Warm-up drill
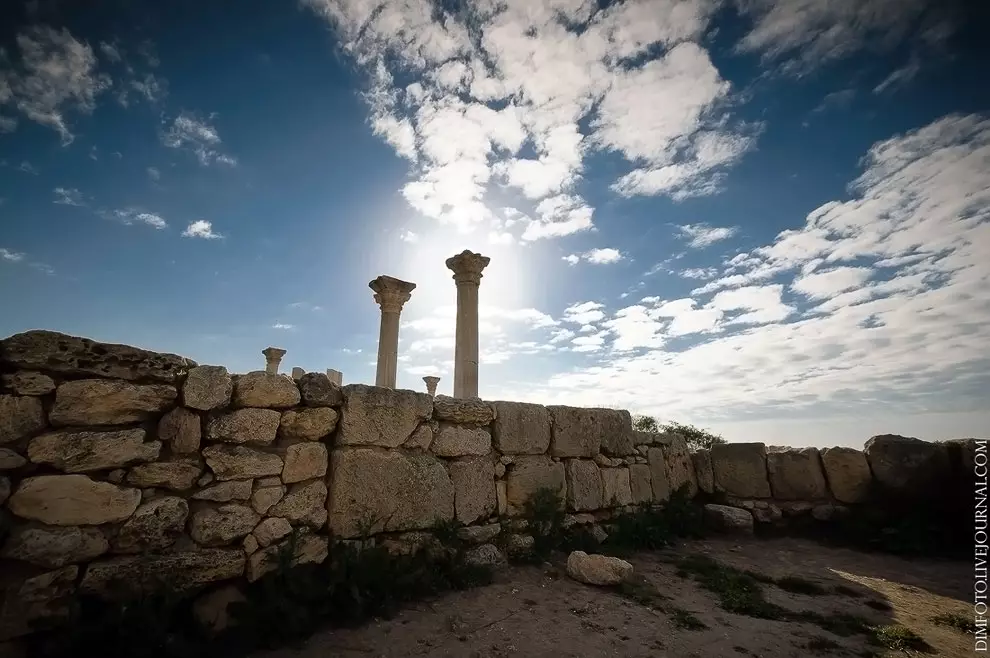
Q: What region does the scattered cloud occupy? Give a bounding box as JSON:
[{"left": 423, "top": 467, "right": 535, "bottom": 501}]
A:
[
  {"left": 181, "top": 220, "right": 224, "bottom": 240},
  {"left": 676, "top": 223, "right": 738, "bottom": 248},
  {"left": 1, "top": 248, "right": 26, "bottom": 262},
  {"left": 52, "top": 187, "right": 84, "bottom": 206},
  {"left": 147, "top": 166, "right": 160, "bottom": 181},
  {"left": 563, "top": 248, "right": 624, "bottom": 266},
  {"left": 272, "top": 323, "right": 295, "bottom": 330},
  {"left": 1, "top": 248, "right": 54, "bottom": 275},
  {"left": 103, "top": 208, "right": 168, "bottom": 229},
  {"left": 874, "top": 57, "right": 922, "bottom": 95},
  {"left": 0, "top": 116, "right": 16, "bottom": 133},
  {"left": 679, "top": 267, "right": 719, "bottom": 280},
  {"left": 17, "top": 161, "right": 39, "bottom": 175},
  {"left": 399, "top": 230, "right": 419, "bottom": 243},
  {"left": 161, "top": 112, "right": 236, "bottom": 166}
]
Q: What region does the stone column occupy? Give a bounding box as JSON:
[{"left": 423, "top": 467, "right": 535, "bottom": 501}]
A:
[
  {"left": 326, "top": 369, "right": 342, "bottom": 386},
  {"left": 445, "top": 250, "right": 490, "bottom": 399},
  {"left": 423, "top": 376, "right": 440, "bottom": 397},
  {"left": 262, "top": 347, "right": 286, "bottom": 375},
  {"left": 369, "top": 275, "right": 416, "bottom": 389},
  {"left": 291, "top": 367, "right": 304, "bottom": 381}
]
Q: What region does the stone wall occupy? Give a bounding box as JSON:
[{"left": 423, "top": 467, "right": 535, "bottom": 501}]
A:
[{"left": 0, "top": 330, "right": 979, "bottom": 638}]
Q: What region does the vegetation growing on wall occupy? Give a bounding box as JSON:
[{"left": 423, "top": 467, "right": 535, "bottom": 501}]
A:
[{"left": 631, "top": 416, "right": 727, "bottom": 451}]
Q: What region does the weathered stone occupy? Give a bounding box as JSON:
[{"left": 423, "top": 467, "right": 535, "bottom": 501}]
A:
[
  {"left": 252, "top": 517, "right": 292, "bottom": 548},
  {"left": 767, "top": 447, "right": 828, "bottom": 500},
  {"left": 0, "top": 448, "right": 26, "bottom": 470},
  {"left": 8, "top": 475, "right": 140, "bottom": 525},
  {"left": 433, "top": 396, "right": 494, "bottom": 425},
  {"left": 815, "top": 447, "right": 869, "bottom": 503},
  {"left": 548, "top": 406, "right": 600, "bottom": 457},
  {"left": 1, "top": 525, "right": 108, "bottom": 568},
  {"left": 297, "top": 372, "right": 343, "bottom": 407},
  {"left": 243, "top": 534, "right": 259, "bottom": 554},
  {"left": 711, "top": 443, "right": 771, "bottom": 498},
  {"left": 601, "top": 468, "right": 632, "bottom": 507},
  {"left": 282, "top": 442, "right": 328, "bottom": 484},
  {"left": 80, "top": 550, "right": 245, "bottom": 596},
  {"left": 0, "top": 566, "right": 78, "bottom": 640},
  {"left": 402, "top": 423, "right": 434, "bottom": 451},
  {"left": 647, "top": 448, "right": 671, "bottom": 502},
  {"left": 182, "top": 365, "right": 232, "bottom": 411},
  {"left": 328, "top": 448, "right": 454, "bottom": 538},
  {"left": 704, "top": 504, "right": 754, "bottom": 535},
  {"left": 505, "top": 455, "right": 565, "bottom": 515},
  {"left": 190, "top": 504, "right": 260, "bottom": 546},
  {"left": 203, "top": 445, "right": 283, "bottom": 481},
  {"left": 864, "top": 434, "right": 950, "bottom": 492},
  {"left": 127, "top": 459, "right": 202, "bottom": 491},
  {"left": 464, "top": 543, "right": 507, "bottom": 569},
  {"left": 0, "top": 476, "right": 9, "bottom": 505},
  {"left": 457, "top": 523, "right": 501, "bottom": 544},
  {"left": 192, "top": 480, "right": 253, "bottom": 502},
  {"left": 503, "top": 533, "right": 535, "bottom": 556},
  {"left": 491, "top": 401, "right": 550, "bottom": 455},
  {"left": 496, "top": 480, "right": 507, "bottom": 516},
  {"left": 113, "top": 497, "right": 189, "bottom": 553},
  {"left": 431, "top": 424, "right": 491, "bottom": 457},
  {"left": 251, "top": 483, "right": 285, "bottom": 515},
  {"left": 692, "top": 449, "right": 714, "bottom": 494},
  {"left": 565, "top": 459, "right": 603, "bottom": 512},
  {"left": 269, "top": 479, "right": 328, "bottom": 527},
  {"left": 232, "top": 371, "right": 300, "bottom": 409},
  {"left": 158, "top": 407, "right": 201, "bottom": 454},
  {"left": 752, "top": 504, "right": 783, "bottom": 524},
  {"left": 628, "top": 464, "right": 652, "bottom": 504},
  {"left": 28, "top": 429, "right": 160, "bottom": 473},
  {"left": 49, "top": 379, "right": 176, "bottom": 426},
  {"left": 566, "top": 551, "right": 633, "bottom": 586},
  {"left": 193, "top": 585, "right": 245, "bottom": 634},
  {"left": 205, "top": 408, "right": 281, "bottom": 445},
  {"left": 247, "top": 535, "right": 328, "bottom": 582},
  {"left": 257, "top": 476, "right": 282, "bottom": 487},
  {"left": 380, "top": 531, "right": 440, "bottom": 557},
  {"left": 1, "top": 371, "right": 55, "bottom": 396},
  {"left": 336, "top": 385, "right": 433, "bottom": 448},
  {"left": 0, "top": 395, "right": 46, "bottom": 445},
  {"left": 448, "top": 457, "right": 496, "bottom": 524},
  {"left": 279, "top": 408, "right": 338, "bottom": 441},
  {"left": 659, "top": 433, "right": 698, "bottom": 497}
]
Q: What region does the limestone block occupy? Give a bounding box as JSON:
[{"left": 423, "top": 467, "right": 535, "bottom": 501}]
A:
[
  {"left": 279, "top": 408, "right": 338, "bottom": 441},
  {"left": 660, "top": 433, "right": 698, "bottom": 497},
  {"left": 297, "top": 372, "right": 344, "bottom": 407},
  {"left": 565, "top": 459, "right": 603, "bottom": 512},
  {"left": 28, "top": 429, "right": 160, "bottom": 473},
  {"left": 703, "top": 504, "right": 754, "bottom": 535},
  {"left": 1, "top": 371, "right": 55, "bottom": 396},
  {"left": 192, "top": 480, "right": 253, "bottom": 502},
  {"left": 0, "top": 395, "right": 46, "bottom": 444},
  {"left": 628, "top": 464, "right": 652, "bottom": 504},
  {"left": 246, "top": 534, "right": 328, "bottom": 582},
  {"left": 1, "top": 525, "right": 109, "bottom": 568},
  {"left": 0, "top": 565, "right": 78, "bottom": 640},
  {"left": 448, "top": 457, "right": 496, "bottom": 524},
  {"left": 692, "top": 449, "right": 714, "bottom": 494},
  {"left": 433, "top": 395, "right": 495, "bottom": 425},
  {"left": 282, "top": 442, "right": 328, "bottom": 484},
  {"left": 205, "top": 408, "right": 281, "bottom": 445},
  {"left": 113, "top": 497, "right": 189, "bottom": 553},
  {"left": 711, "top": 443, "right": 771, "bottom": 498},
  {"left": 127, "top": 459, "right": 202, "bottom": 491},
  {"left": 80, "top": 549, "right": 245, "bottom": 596},
  {"left": 864, "top": 434, "right": 950, "bottom": 492},
  {"left": 203, "top": 445, "right": 283, "bottom": 481},
  {"left": 158, "top": 407, "right": 201, "bottom": 454},
  {"left": 601, "top": 468, "right": 632, "bottom": 507},
  {"left": 431, "top": 424, "right": 491, "bottom": 457},
  {"left": 505, "top": 455, "right": 565, "bottom": 515},
  {"left": 327, "top": 448, "right": 454, "bottom": 538},
  {"left": 457, "top": 523, "right": 501, "bottom": 544},
  {"left": 182, "top": 365, "right": 232, "bottom": 411},
  {"left": 251, "top": 483, "right": 286, "bottom": 515},
  {"left": 252, "top": 517, "right": 292, "bottom": 548},
  {"left": 647, "top": 448, "right": 671, "bottom": 502},
  {"left": 193, "top": 585, "right": 245, "bottom": 634},
  {"left": 491, "top": 401, "right": 551, "bottom": 455},
  {"left": 336, "top": 384, "right": 433, "bottom": 448},
  {"left": 548, "top": 406, "right": 601, "bottom": 457},
  {"left": 49, "top": 379, "right": 176, "bottom": 426},
  {"left": 402, "top": 423, "right": 434, "bottom": 451},
  {"left": 0, "top": 448, "right": 26, "bottom": 470},
  {"left": 268, "top": 479, "right": 328, "bottom": 527},
  {"left": 464, "top": 543, "right": 507, "bottom": 569},
  {"left": 190, "top": 504, "right": 261, "bottom": 546},
  {"left": 566, "top": 551, "right": 633, "bottom": 586},
  {"left": 767, "top": 447, "right": 828, "bottom": 500},
  {"left": 8, "top": 475, "right": 140, "bottom": 525},
  {"left": 232, "top": 371, "right": 300, "bottom": 409}
]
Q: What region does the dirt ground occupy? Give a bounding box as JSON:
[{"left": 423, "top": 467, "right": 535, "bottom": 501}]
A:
[{"left": 254, "top": 538, "right": 973, "bottom": 658}]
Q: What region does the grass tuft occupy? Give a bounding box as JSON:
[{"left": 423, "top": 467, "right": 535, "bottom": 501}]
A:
[{"left": 930, "top": 612, "right": 977, "bottom": 634}]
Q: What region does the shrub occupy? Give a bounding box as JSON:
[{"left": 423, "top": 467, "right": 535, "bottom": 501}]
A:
[{"left": 631, "top": 415, "right": 726, "bottom": 451}]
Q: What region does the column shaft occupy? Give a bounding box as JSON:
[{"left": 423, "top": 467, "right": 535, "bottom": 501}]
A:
[
  {"left": 453, "top": 281, "right": 480, "bottom": 398},
  {"left": 375, "top": 309, "right": 401, "bottom": 388}
]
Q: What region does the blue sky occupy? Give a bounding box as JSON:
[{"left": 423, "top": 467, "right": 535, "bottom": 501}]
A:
[{"left": 1, "top": 0, "right": 988, "bottom": 448}]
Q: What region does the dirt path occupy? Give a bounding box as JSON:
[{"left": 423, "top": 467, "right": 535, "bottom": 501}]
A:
[{"left": 253, "top": 538, "right": 973, "bottom": 658}]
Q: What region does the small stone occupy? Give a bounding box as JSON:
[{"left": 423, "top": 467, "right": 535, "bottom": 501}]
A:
[
  {"left": 268, "top": 480, "right": 327, "bottom": 527},
  {"left": 457, "top": 523, "right": 501, "bottom": 544},
  {"left": 0, "top": 395, "right": 46, "bottom": 445},
  {"left": 197, "top": 473, "right": 214, "bottom": 487},
  {"left": 203, "top": 445, "right": 283, "bottom": 481},
  {"left": 1, "top": 525, "right": 109, "bottom": 568},
  {"left": 279, "top": 408, "right": 338, "bottom": 441},
  {"left": 107, "top": 469, "right": 125, "bottom": 484},
  {"left": 297, "top": 372, "right": 343, "bottom": 407},
  {"left": 703, "top": 504, "right": 755, "bottom": 535},
  {"left": 251, "top": 484, "right": 286, "bottom": 515},
  {"left": 232, "top": 371, "right": 300, "bottom": 409},
  {"left": 189, "top": 504, "right": 260, "bottom": 547},
  {"left": 113, "top": 497, "right": 189, "bottom": 553},
  {"left": 192, "top": 480, "right": 253, "bottom": 502},
  {"left": 127, "top": 459, "right": 202, "bottom": 491},
  {"left": 503, "top": 533, "right": 535, "bottom": 556},
  {"left": 282, "top": 442, "right": 328, "bottom": 484},
  {"left": 0, "top": 448, "right": 27, "bottom": 470},
  {"left": 253, "top": 517, "right": 292, "bottom": 547},
  {"left": 464, "top": 544, "right": 507, "bottom": 568},
  {"left": 182, "top": 366, "right": 233, "bottom": 411},
  {"left": 8, "top": 475, "right": 141, "bottom": 525},
  {"left": 242, "top": 534, "right": 259, "bottom": 555},
  {"left": 49, "top": 379, "right": 176, "bottom": 426},
  {"left": 193, "top": 585, "right": 245, "bottom": 634},
  {"left": 494, "top": 462, "right": 506, "bottom": 478},
  {"left": 205, "top": 409, "right": 281, "bottom": 445},
  {"left": 566, "top": 551, "right": 633, "bottom": 586},
  {"left": 158, "top": 407, "right": 201, "bottom": 454},
  {"left": 28, "top": 429, "right": 160, "bottom": 473},
  {"left": 1, "top": 372, "right": 55, "bottom": 396},
  {"left": 433, "top": 396, "right": 495, "bottom": 425},
  {"left": 402, "top": 423, "right": 434, "bottom": 451}
]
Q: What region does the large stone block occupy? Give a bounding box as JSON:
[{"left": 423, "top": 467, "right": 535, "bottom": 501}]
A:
[
  {"left": 601, "top": 410, "right": 635, "bottom": 456},
  {"left": 127, "top": 459, "right": 202, "bottom": 490},
  {"left": 0, "top": 394, "right": 46, "bottom": 444},
  {"left": 566, "top": 551, "right": 633, "bottom": 586},
  {"left": 659, "top": 433, "right": 697, "bottom": 497},
  {"left": 0, "top": 330, "right": 195, "bottom": 382},
  {"left": 28, "top": 428, "right": 160, "bottom": 473},
  {"left": 711, "top": 443, "right": 771, "bottom": 498},
  {"left": 433, "top": 396, "right": 494, "bottom": 425},
  {"left": 647, "top": 447, "right": 671, "bottom": 502},
  {"left": 113, "top": 497, "right": 189, "bottom": 553},
  {"left": 232, "top": 371, "right": 300, "bottom": 409},
  {"left": 336, "top": 385, "right": 433, "bottom": 448},
  {"left": 548, "top": 406, "right": 601, "bottom": 457},
  {"left": 190, "top": 504, "right": 260, "bottom": 546},
  {"left": 279, "top": 407, "right": 338, "bottom": 441},
  {"left": 704, "top": 504, "right": 754, "bottom": 535},
  {"left": 448, "top": 457, "right": 496, "bottom": 524},
  {"left": 601, "top": 468, "right": 632, "bottom": 507},
  {"left": 203, "top": 445, "right": 283, "bottom": 481},
  {"left": 431, "top": 424, "right": 492, "bottom": 457},
  {"left": 205, "top": 409, "right": 281, "bottom": 445},
  {"left": 297, "top": 372, "right": 344, "bottom": 407},
  {"left": 269, "top": 479, "right": 328, "bottom": 527},
  {"left": 820, "top": 447, "right": 872, "bottom": 503},
  {"left": 49, "top": 379, "right": 176, "bottom": 426},
  {"left": 692, "top": 449, "right": 714, "bottom": 494},
  {"left": 1, "top": 371, "right": 55, "bottom": 396},
  {"left": 505, "top": 455, "right": 565, "bottom": 515},
  {"left": 767, "top": 447, "right": 828, "bottom": 500},
  {"left": 491, "top": 401, "right": 551, "bottom": 455},
  {"left": 328, "top": 448, "right": 454, "bottom": 538},
  {"left": 182, "top": 365, "right": 232, "bottom": 411},
  {"left": 282, "top": 442, "right": 328, "bottom": 484},
  {"left": 864, "top": 434, "right": 951, "bottom": 492},
  {"left": 628, "top": 464, "right": 652, "bottom": 504},
  {"left": 158, "top": 407, "right": 201, "bottom": 454},
  {"left": 564, "top": 459, "right": 603, "bottom": 511},
  {"left": 192, "top": 479, "right": 253, "bottom": 502},
  {"left": 1, "top": 525, "right": 109, "bottom": 568},
  {"left": 8, "top": 475, "right": 141, "bottom": 525},
  {"left": 80, "top": 549, "right": 245, "bottom": 597}
]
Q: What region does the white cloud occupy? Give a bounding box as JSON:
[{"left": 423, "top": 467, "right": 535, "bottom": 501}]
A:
[
  {"left": 1, "top": 248, "right": 26, "bottom": 262},
  {"left": 98, "top": 41, "right": 122, "bottom": 63},
  {"left": 399, "top": 230, "right": 419, "bottom": 243},
  {"left": 709, "top": 284, "right": 793, "bottom": 325},
  {"left": 1, "top": 247, "right": 54, "bottom": 275},
  {"left": 17, "top": 161, "right": 39, "bottom": 175},
  {"left": 521, "top": 194, "right": 595, "bottom": 241},
  {"left": 563, "top": 247, "right": 623, "bottom": 265},
  {"left": 873, "top": 57, "right": 922, "bottom": 95},
  {"left": 147, "top": 167, "right": 160, "bottom": 182},
  {"left": 181, "top": 220, "right": 224, "bottom": 240},
  {"left": 161, "top": 112, "right": 236, "bottom": 166},
  {"left": 676, "top": 222, "right": 738, "bottom": 247},
  {"left": 792, "top": 266, "right": 872, "bottom": 300},
  {"left": 53, "top": 187, "right": 84, "bottom": 206},
  {"left": 272, "top": 323, "right": 295, "bottom": 330},
  {"left": 105, "top": 208, "right": 167, "bottom": 229},
  {"left": 130, "top": 73, "right": 168, "bottom": 103},
  {"left": 679, "top": 267, "right": 718, "bottom": 279},
  {"left": 562, "top": 301, "right": 605, "bottom": 325}
]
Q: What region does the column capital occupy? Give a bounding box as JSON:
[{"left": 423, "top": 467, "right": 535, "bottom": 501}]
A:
[
  {"left": 262, "top": 347, "right": 286, "bottom": 361},
  {"left": 369, "top": 275, "right": 416, "bottom": 313},
  {"left": 446, "top": 250, "right": 490, "bottom": 285}
]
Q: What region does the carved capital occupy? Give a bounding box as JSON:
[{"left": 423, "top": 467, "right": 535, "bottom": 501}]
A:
[
  {"left": 262, "top": 347, "right": 286, "bottom": 362},
  {"left": 369, "top": 275, "right": 416, "bottom": 314},
  {"left": 445, "top": 250, "right": 490, "bottom": 286}
]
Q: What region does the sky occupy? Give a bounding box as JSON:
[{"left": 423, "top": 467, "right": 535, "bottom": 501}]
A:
[{"left": 1, "top": 0, "right": 988, "bottom": 449}]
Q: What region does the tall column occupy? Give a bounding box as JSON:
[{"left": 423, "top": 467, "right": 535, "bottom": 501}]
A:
[
  {"left": 262, "top": 347, "right": 286, "bottom": 375},
  {"left": 369, "top": 275, "right": 416, "bottom": 389},
  {"left": 423, "top": 376, "right": 440, "bottom": 397},
  {"left": 326, "top": 369, "right": 342, "bottom": 386},
  {"left": 445, "top": 250, "right": 490, "bottom": 399}
]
